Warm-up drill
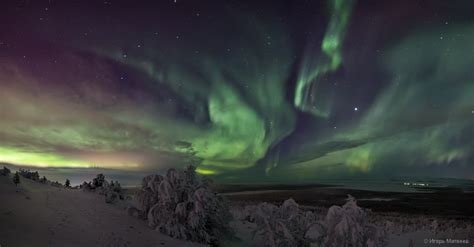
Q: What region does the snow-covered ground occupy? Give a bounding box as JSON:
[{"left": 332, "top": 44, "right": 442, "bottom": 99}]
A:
[
  {"left": 1, "top": 172, "right": 473, "bottom": 247},
  {"left": 0, "top": 175, "right": 202, "bottom": 247},
  {"left": 228, "top": 200, "right": 474, "bottom": 247}
]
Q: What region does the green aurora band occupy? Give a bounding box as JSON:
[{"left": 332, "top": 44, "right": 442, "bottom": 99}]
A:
[
  {"left": 0, "top": 2, "right": 297, "bottom": 174},
  {"left": 99, "top": 13, "right": 297, "bottom": 174},
  {"left": 294, "top": 0, "right": 354, "bottom": 117},
  {"left": 270, "top": 24, "right": 474, "bottom": 181},
  {"left": 0, "top": 0, "right": 473, "bottom": 180}
]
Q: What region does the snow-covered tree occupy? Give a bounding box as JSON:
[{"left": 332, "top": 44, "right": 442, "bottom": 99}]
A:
[
  {"left": 241, "top": 196, "right": 387, "bottom": 247},
  {"left": 323, "top": 195, "right": 386, "bottom": 247},
  {"left": 92, "top": 173, "right": 105, "bottom": 187},
  {"left": 245, "top": 199, "right": 317, "bottom": 247},
  {"left": 81, "top": 174, "right": 124, "bottom": 204},
  {"left": 134, "top": 166, "right": 232, "bottom": 245},
  {"left": 18, "top": 169, "right": 39, "bottom": 180}
]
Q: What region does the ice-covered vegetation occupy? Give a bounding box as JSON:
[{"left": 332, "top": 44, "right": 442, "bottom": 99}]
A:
[
  {"left": 128, "top": 167, "right": 389, "bottom": 246},
  {"left": 50, "top": 181, "right": 63, "bottom": 187},
  {"left": 131, "top": 166, "right": 232, "bottom": 245},
  {"left": 323, "top": 196, "right": 386, "bottom": 247},
  {"left": 243, "top": 199, "right": 317, "bottom": 246},
  {"left": 5, "top": 167, "right": 69, "bottom": 189},
  {"left": 81, "top": 173, "right": 124, "bottom": 204},
  {"left": 39, "top": 176, "right": 48, "bottom": 183},
  {"left": 18, "top": 168, "right": 40, "bottom": 181},
  {"left": 373, "top": 213, "right": 474, "bottom": 244},
  {"left": 238, "top": 196, "right": 387, "bottom": 247}
]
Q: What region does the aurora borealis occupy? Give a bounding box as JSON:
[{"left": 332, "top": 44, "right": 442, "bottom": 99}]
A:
[{"left": 0, "top": 0, "right": 473, "bottom": 182}]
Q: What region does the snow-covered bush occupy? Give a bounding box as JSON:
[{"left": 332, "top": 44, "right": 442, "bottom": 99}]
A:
[
  {"left": 18, "top": 168, "right": 40, "bottom": 181},
  {"left": 81, "top": 181, "right": 94, "bottom": 191},
  {"left": 323, "top": 195, "right": 386, "bottom": 247},
  {"left": 81, "top": 174, "right": 124, "bottom": 204},
  {"left": 104, "top": 180, "right": 123, "bottom": 203},
  {"left": 92, "top": 173, "right": 106, "bottom": 187},
  {"left": 40, "top": 176, "right": 48, "bottom": 184},
  {"left": 51, "top": 181, "right": 63, "bottom": 187},
  {"left": 134, "top": 166, "right": 232, "bottom": 245},
  {"left": 244, "top": 199, "right": 317, "bottom": 247},
  {"left": 241, "top": 196, "right": 386, "bottom": 247}
]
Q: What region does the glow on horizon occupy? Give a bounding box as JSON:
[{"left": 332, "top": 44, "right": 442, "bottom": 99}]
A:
[
  {"left": 0, "top": 146, "right": 142, "bottom": 170},
  {"left": 195, "top": 167, "right": 217, "bottom": 175},
  {"left": 0, "top": 146, "right": 92, "bottom": 168}
]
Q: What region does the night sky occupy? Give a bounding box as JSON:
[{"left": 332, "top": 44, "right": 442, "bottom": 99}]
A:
[{"left": 1, "top": 0, "right": 473, "bottom": 182}]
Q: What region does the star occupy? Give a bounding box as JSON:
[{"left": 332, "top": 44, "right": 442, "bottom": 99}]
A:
[{"left": 354, "top": 107, "right": 358, "bottom": 111}]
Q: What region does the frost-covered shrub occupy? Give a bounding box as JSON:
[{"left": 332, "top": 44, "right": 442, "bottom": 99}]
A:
[
  {"left": 241, "top": 196, "right": 386, "bottom": 247},
  {"left": 110, "top": 180, "right": 122, "bottom": 193},
  {"left": 245, "top": 199, "right": 317, "bottom": 247},
  {"left": 18, "top": 169, "right": 40, "bottom": 181},
  {"left": 81, "top": 174, "right": 124, "bottom": 204},
  {"left": 92, "top": 173, "right": 106, "bottom": 187},
  {"left": 51, "top": 181, "right": 63, "bottom": 187},
  {"left": 135, "top": 166, "right": 232, "bottom": 245},
  {"left": 81, "top": 181, "right": 94, "bottom": 190},
  {"left": 104, "top": 180, "right": 124, "bottom": 203},
  {"left": 323, "top": 195, "right": 386, "bottom": 247},
  {"left": 40, "top": 176, "right": 48, "bottom": 184}
]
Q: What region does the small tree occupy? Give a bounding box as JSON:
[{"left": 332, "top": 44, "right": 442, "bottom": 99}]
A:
[
  {"left": 92, "top": 173, "right": 105, "bottom": 187},
  {"left": 13, "top": 172, "right": 20, "bottom": 186},
  {"left": 65, "top": 179, "right": 71, "bottom": 188},
  {"left": 51, "top": 181, "right": 62, "bottom": 187},
  {"left": 32, "top": 171, "right": 40, "bottom": 181},
  {"left": 111, "top": 180, "right": 122, "bottom": 193}
]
